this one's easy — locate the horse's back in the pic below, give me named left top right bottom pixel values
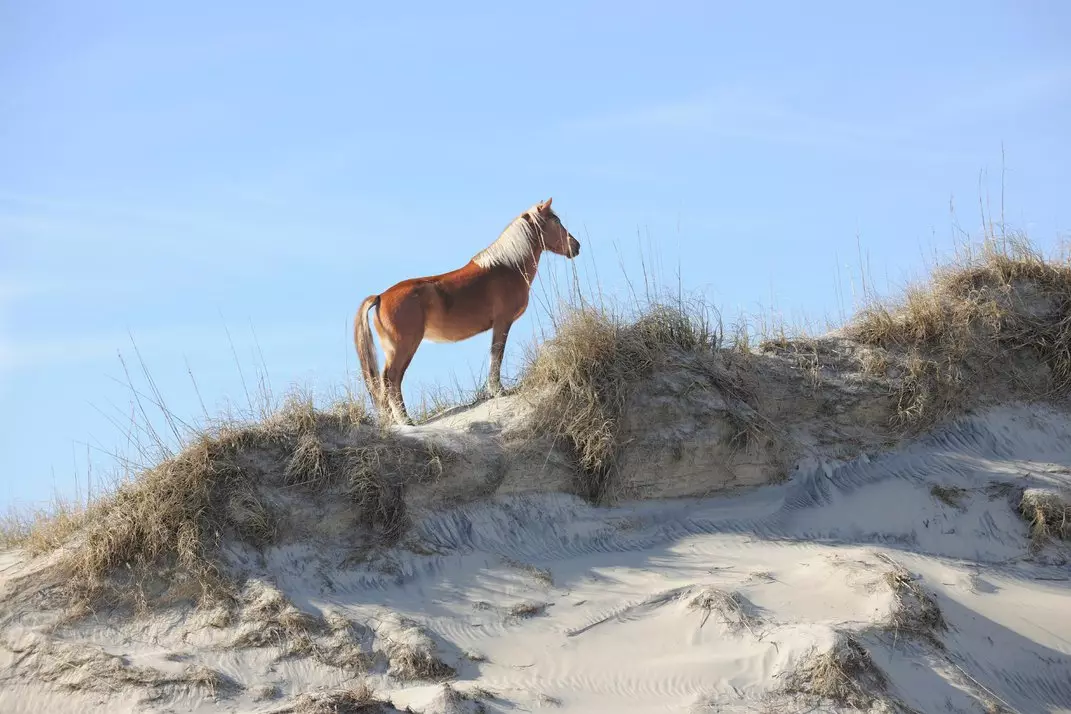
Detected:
left=375, top=261, right=529, bottom=343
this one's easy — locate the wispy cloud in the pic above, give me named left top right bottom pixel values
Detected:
left=0, top=275, right=136, bottom=303
left=0, top=190, right=216, bottom=229
left=562, top=87, right=931, bottom=160
left=0, top=190, right=345, bottom=272
left=0, top=191, right=252, bottom=270
left=905, top=67, right=1071, bottom=132
left=0, top=320, right=345, bottom=373
left=563, top=67, right=1071, bottom=159
left=216, top=135, right=368, bottom=206
left=564, top=87, right=792, bottom=134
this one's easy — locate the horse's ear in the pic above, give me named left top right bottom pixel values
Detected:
left=539, top=197, right=553, bottom=212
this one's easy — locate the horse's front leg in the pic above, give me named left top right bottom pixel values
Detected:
left=487, top=321, right=512, bottom=397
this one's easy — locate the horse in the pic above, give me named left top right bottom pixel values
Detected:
left=353, top=197, right=580, bottom=425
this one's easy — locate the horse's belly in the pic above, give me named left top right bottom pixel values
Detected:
left=424, top=320, right=490, bottom=344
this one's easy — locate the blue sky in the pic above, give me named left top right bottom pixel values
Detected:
left=3, top=1, right=1071, bottom=509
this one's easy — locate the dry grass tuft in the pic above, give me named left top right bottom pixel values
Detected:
left=341, top=440, right=450, bottom=541
left=181, top=663, right=241, bottom=697
left=759, top=337, right=826, bottom=392
left=58, top=433, right=251, bottom=609
left=520, top=299, right=720, bottom=502
left=783, top=631, right=889, bottom=710
left=858, top=348, right=891, bottom=378
left=230, top=582, right=325, bottom=655
left=387, top=644, right=456, bottom=682
left=537, top=693, right=564, bottom=707
left=506, top=601, right=548, bottom=619
left=423, top=683, right=489, bottom=713
left=323, top=393, right=376, bottom=432
left=380, top=615, right=456, bottom=682
left=226, top=485, right=279, bottom=547
left=893, top=353, right=964, bottom=428
left=286, top=681, right=404, bottom=714
left=930, top=484, right=968, bottom=510
left=4, top=381, right=448, bottom=613
left=272, top=390, right=321, bottom=436
left=1, top=500, right=90, bottom=553
left=255, top=683, right=283, bottom=701
left=7, top=636, right=241, bottom=699
left=285, top=432, right=331, bottom=488
left=5, top=415, right=312, bottom=607
left=316, top=610, right=376, bottom=671
left=688, top=587, right=763, bottom=636
left=849, top=235, right=1071, bottom=428
left=881, top=562, right=947, bottom=645
left=271, top=388, right=373, bottom=438
left=228, top=585, right=374, bottom=672
left=18, top=639, right=163, bottom=693
left=1019, top=487, right=1071, bottom=551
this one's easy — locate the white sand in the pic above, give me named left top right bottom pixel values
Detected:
left=2, top=403, right=1070, bottom=713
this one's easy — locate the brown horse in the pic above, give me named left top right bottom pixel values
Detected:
left=354, top=197, right=580, bottom=425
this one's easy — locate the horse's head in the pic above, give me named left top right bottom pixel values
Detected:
left=534, top=197, right=580, bottom=259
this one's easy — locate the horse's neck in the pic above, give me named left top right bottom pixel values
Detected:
left=515, top=247, right=542, bottom=283
left=472, top=217, right=544, bottom=281
left=475, top=243, right=542, bottom=282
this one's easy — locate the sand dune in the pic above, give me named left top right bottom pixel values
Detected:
left=2, top=401, right=1069, bottom=713
left=3, top=243, right=1071, bottom=712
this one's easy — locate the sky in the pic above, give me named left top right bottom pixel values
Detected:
left=3, top=1, right=1071, bottom=510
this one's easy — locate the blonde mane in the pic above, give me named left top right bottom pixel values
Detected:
left=472, top=207, right=546, bottom=269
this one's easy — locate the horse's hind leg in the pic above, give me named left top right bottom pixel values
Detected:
left=374, top=299, right=422, bottom=426
left=378, top=313, right=421, bottom=426
left=383, top=341, right=418, bottom=425
left=487, top=320, right=513, bottom=397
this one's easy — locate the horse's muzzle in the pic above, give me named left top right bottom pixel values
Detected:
left=569, top=236, right=581, bottom=257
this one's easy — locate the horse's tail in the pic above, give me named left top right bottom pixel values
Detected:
left=354, top=294, right=382, bottom=409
